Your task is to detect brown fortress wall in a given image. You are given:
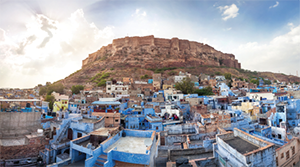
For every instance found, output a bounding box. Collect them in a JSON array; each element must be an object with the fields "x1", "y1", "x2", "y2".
[{"x1": 82, "y1": 35, "x2": 241, "y2": 69}]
